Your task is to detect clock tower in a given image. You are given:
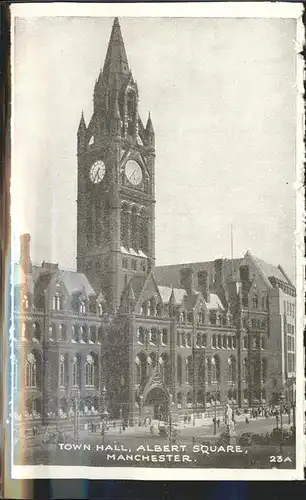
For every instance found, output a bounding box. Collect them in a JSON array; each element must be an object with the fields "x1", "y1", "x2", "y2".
[{"x1": 76, "y1": 18, "x2": 156, "y2": 313}]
